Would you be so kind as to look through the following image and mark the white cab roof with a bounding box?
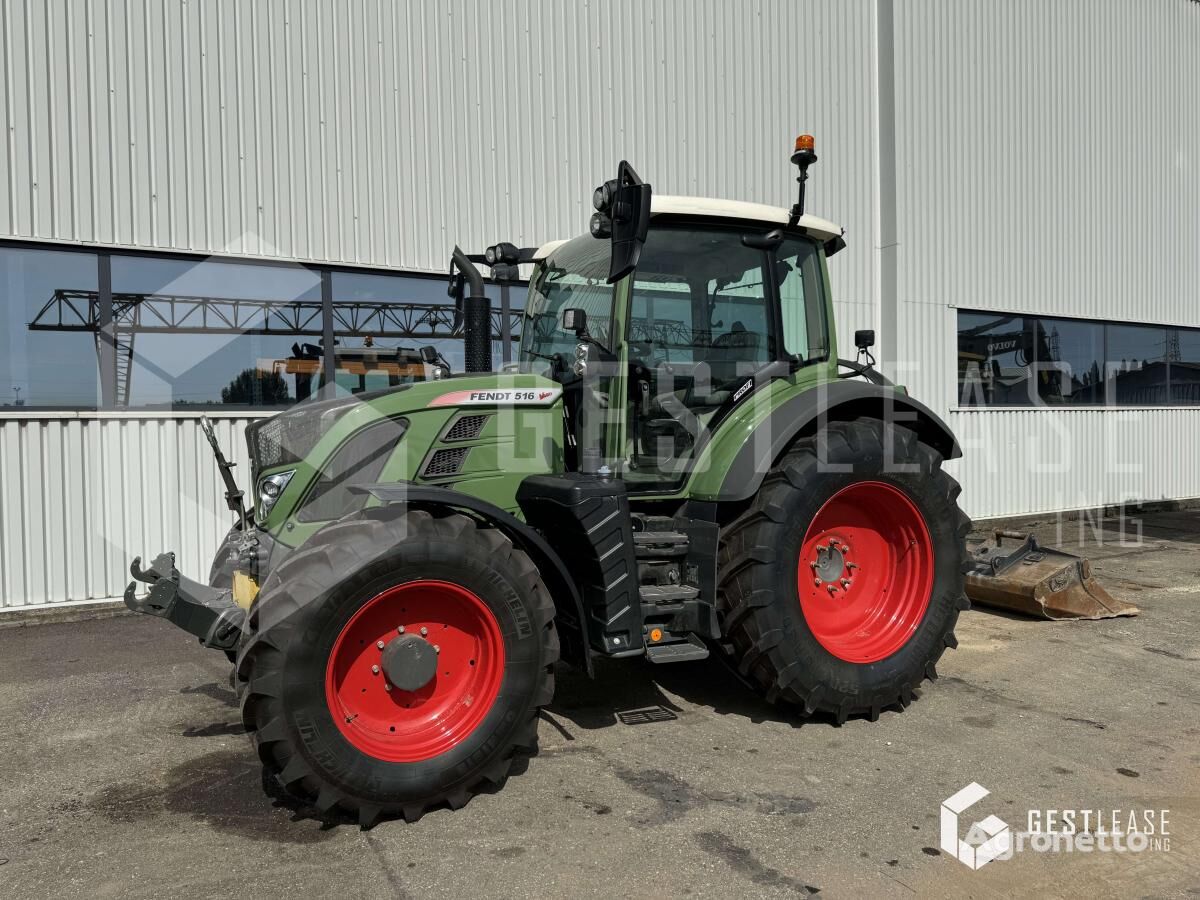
[650,195,842,240]
[533,194,842,259]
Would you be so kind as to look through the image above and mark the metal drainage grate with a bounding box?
[444,413,490,442]
[616,706,679,726]
[422,446,470,478]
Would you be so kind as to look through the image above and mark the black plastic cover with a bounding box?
[517,474,643,656]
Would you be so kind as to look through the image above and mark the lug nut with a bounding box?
[420,626,428,636]
[376,640,385,650]
[813,578,821,586]
[398,626,405,634]
[847,562,859,570]
[385,683,392,692]
[434,644,441,653]
[809,561,818,570]
[827,584,838,594]
[840,579,851,588]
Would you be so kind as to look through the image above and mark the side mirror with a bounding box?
[742,229,784,251]
[855,329,876,350]
[591,161,652,284]
[562,308,588,336]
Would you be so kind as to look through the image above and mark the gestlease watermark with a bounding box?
[940,783,1171,870]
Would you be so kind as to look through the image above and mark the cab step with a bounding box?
[645,633,709,664]
[632,530,689,558]
[638,583,700,606]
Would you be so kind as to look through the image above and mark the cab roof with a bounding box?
[533,194,842,259]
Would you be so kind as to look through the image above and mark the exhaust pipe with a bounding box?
[452,246,491,373]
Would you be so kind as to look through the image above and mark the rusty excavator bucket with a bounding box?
[965,530,1139,620]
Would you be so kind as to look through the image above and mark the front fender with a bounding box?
[353,483,593,676]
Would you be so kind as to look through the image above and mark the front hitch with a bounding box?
[124,552,245,651]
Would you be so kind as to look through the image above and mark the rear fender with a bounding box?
[713,380,961,503]
[354,483,593,675]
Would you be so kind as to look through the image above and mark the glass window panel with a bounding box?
[957,313,1104,406]
[1172,329,1200,405]
[1035,317,1104,406]
[521,235,615,368]
[112,256,324,409]
[0,247,102,408]
[778,238,828,362]
[1106,324,1168,405]
[630,227,776,385]
[957,312,1037,406]
[333,271,518,375]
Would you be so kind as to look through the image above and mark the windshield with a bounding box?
[520,235,614,366]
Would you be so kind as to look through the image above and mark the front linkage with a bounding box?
[125,552,244,651]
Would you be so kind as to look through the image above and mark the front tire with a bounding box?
[237,507,558,825]
[717,418,970,722]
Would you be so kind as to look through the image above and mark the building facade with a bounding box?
[1,0,1197,611]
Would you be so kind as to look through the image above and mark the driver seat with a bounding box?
[707,321,762,385]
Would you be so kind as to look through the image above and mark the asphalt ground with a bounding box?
[1,509,1198,898]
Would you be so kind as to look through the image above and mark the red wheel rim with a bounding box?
[796,481,934,664]
[324,580,505,762]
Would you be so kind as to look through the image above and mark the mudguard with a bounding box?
[714,379,961,503]
[352,483,593,675]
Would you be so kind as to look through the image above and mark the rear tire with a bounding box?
[717,418,970,722]
[237,507,558,825]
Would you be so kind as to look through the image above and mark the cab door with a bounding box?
[616,224,829,493]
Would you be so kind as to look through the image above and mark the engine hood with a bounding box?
[346,371,563,414]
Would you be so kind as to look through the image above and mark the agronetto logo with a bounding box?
[940,783,1011,869]
[939,783,1171,870]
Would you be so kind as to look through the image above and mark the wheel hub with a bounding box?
[812,541,850,586]
[381,634,439,692]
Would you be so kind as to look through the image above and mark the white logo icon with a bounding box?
[940,783,1012,869]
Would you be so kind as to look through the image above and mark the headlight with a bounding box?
[258,470,295,517]
[572,342,590,377]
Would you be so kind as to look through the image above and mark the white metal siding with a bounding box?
[945,407,1200,520]
[893,0,1200,328]
[890,0,1200,518]
[0,414,261,609]
[0,0,876,307]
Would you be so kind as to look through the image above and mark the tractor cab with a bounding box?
[518,193,843,492]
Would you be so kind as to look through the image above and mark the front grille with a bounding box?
[246,395,358,472]
[422,446,469,478]
[444,413,490,442]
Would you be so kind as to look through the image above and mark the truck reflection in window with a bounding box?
[957,313,1102,407]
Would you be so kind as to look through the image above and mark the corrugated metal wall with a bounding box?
[0,0,1198,608]
[0,0,882,610]
[0,414,261,609]
[0,0,877,312]
[891,0,1200,518]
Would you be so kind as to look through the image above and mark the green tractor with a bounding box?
[126,136,970,825]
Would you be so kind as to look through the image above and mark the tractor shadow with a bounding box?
[547,654,865,731]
